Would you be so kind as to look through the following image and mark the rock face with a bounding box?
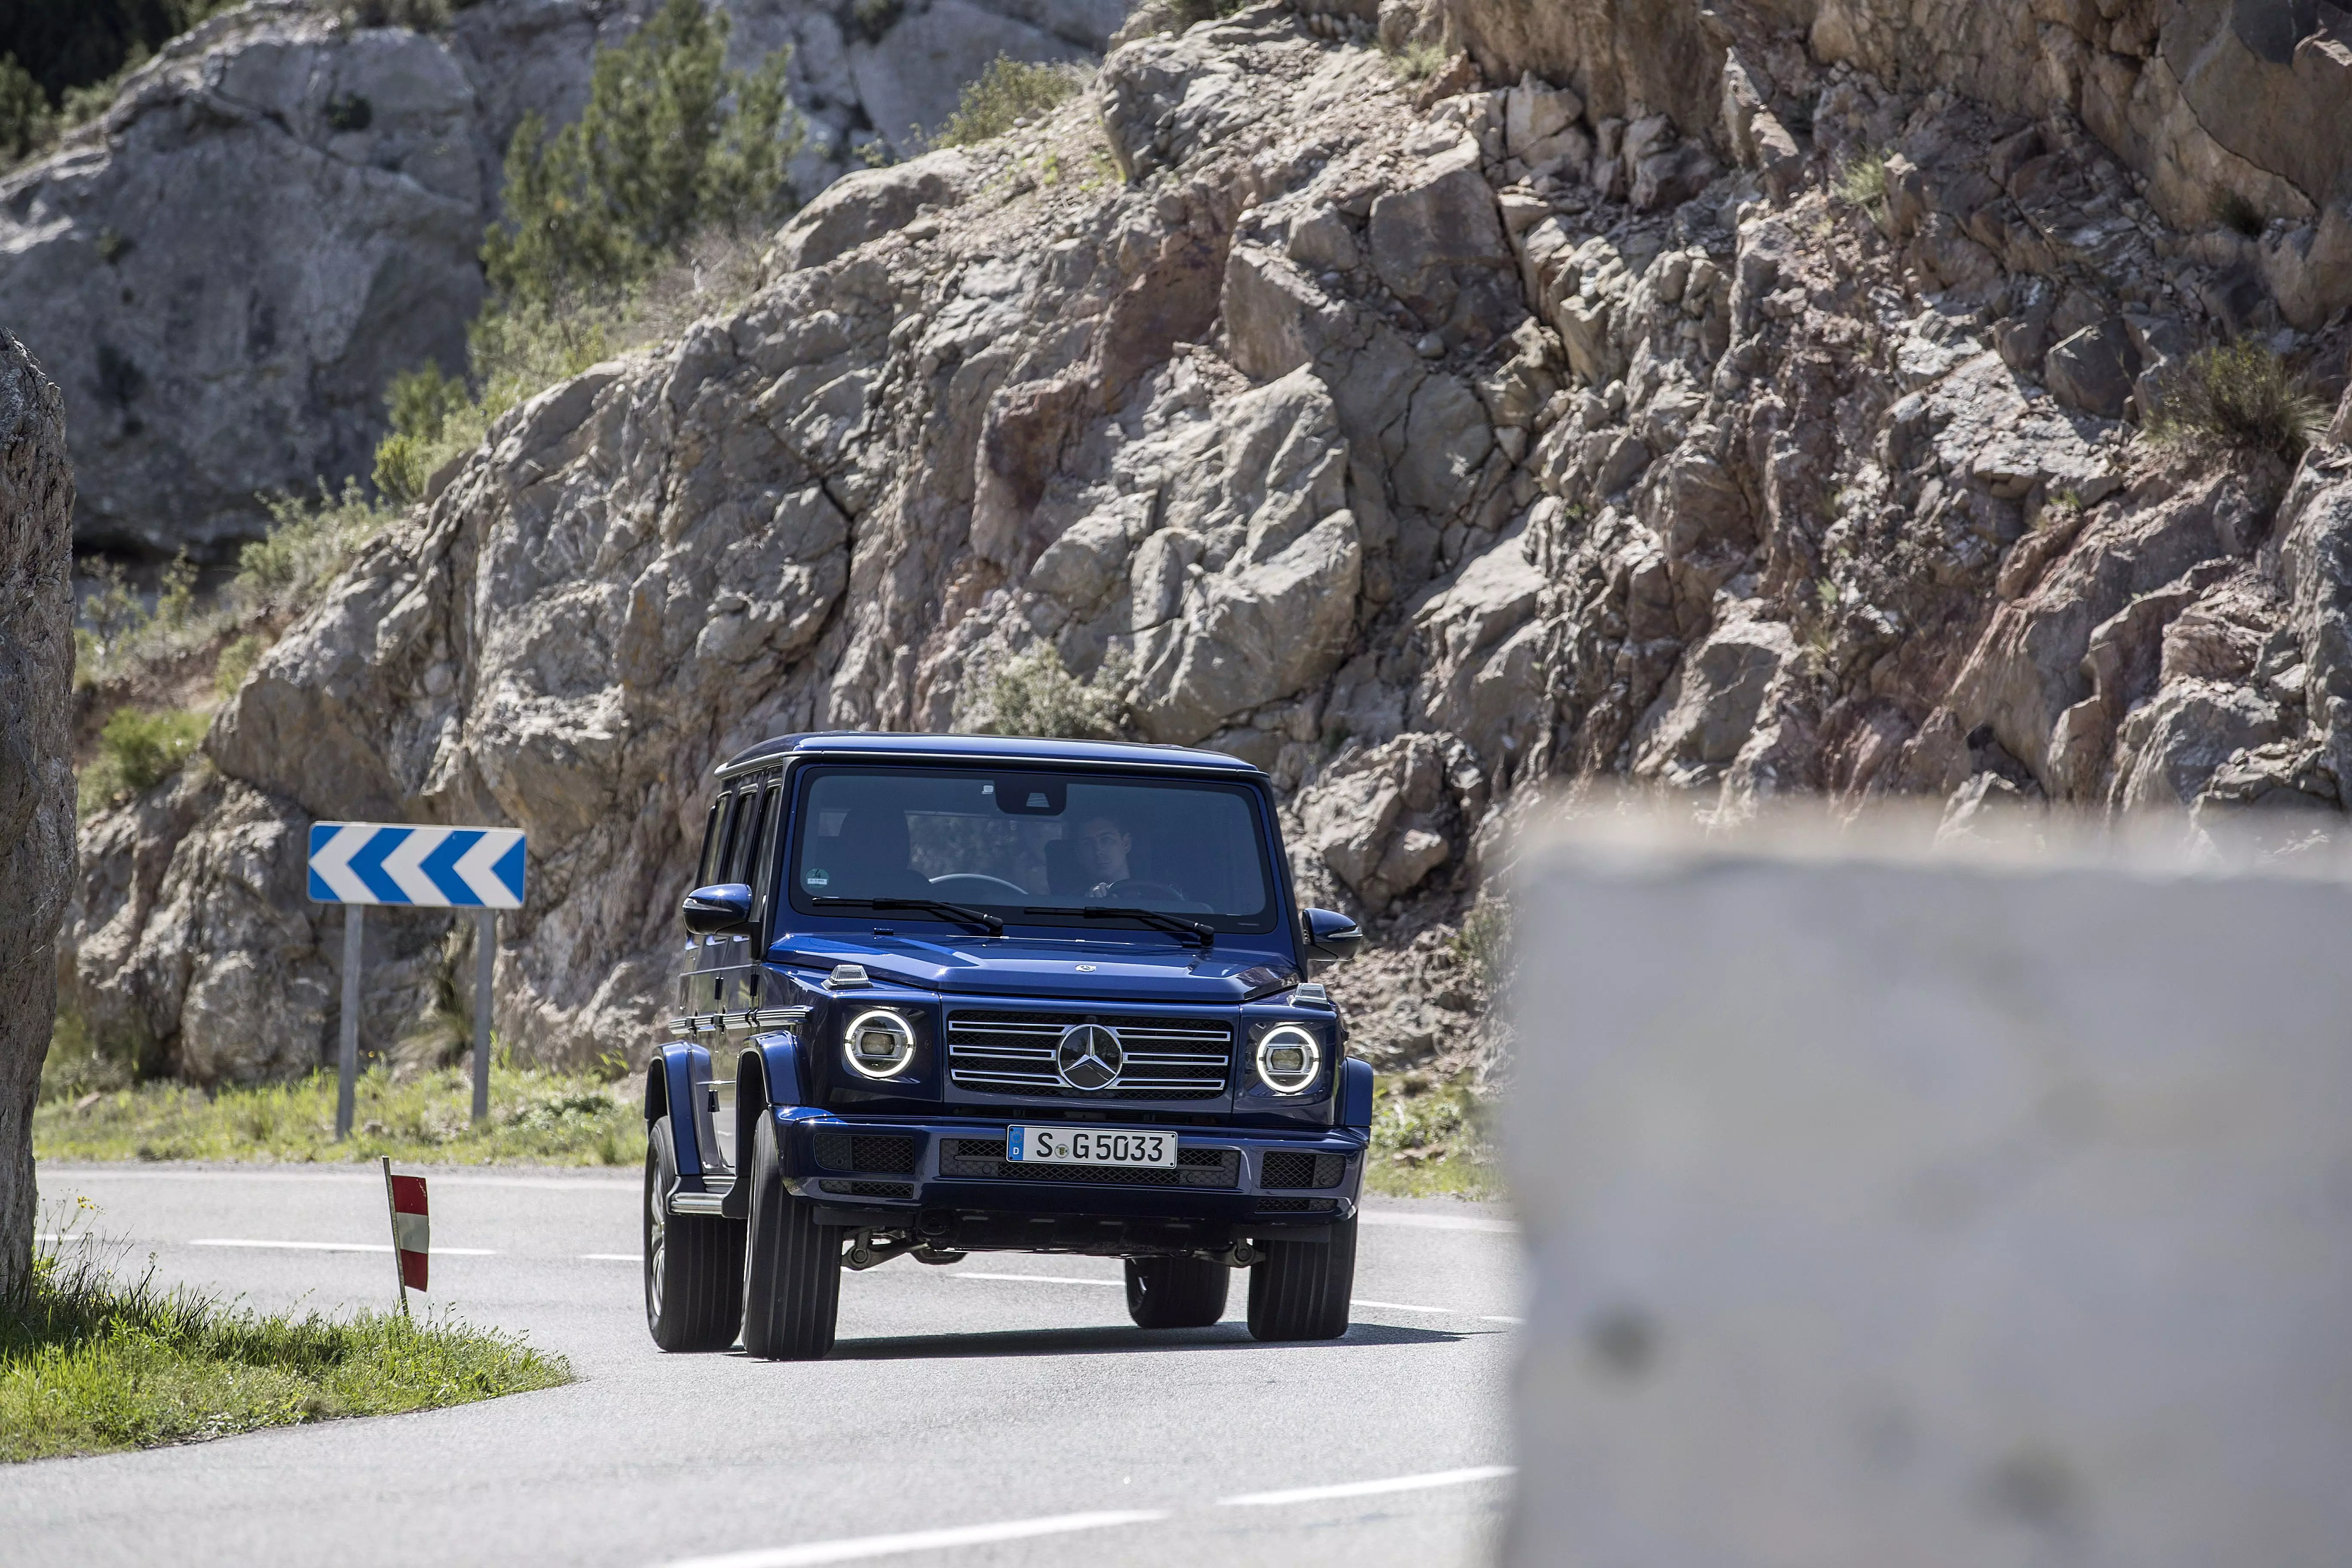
[61,0,2352,1080]
[0,0,1125,560]
[0,334,75,1296]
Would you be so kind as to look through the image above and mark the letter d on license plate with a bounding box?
[1006,1124,1176,1168]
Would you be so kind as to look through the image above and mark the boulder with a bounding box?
[2045,319,2143,421]
[772,150,980,272]
[0,333,75,1297]
[1295,733,1459,908]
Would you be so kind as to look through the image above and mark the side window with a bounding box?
[748,778,784,919]
[715,789,752,885]
[695,797,724,887]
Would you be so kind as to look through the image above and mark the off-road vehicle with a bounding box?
[642,732,1369,1359]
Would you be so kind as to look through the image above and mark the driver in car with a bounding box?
[1073,815,1135,899]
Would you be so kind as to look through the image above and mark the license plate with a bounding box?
[1006,1125,1176,1168]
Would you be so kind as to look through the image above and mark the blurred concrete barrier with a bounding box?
[1505,811,2352,1568]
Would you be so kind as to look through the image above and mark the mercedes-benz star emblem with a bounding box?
[1055,1023,1124,1090]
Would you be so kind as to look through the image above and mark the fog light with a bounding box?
[842,1008,916,1079]
[1254,1024,1320,1094]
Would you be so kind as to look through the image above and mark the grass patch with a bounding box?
[1381,39,1449,83]
[1,1241,568,1462]
[1363,1079,1499,1200]
[930,57,1085,149]
[36,1057,643,1167]
[2149,341,2327,463]
[1834,148,1890,221]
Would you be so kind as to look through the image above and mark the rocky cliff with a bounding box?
[0,333,75,1294]
[0,0,1122,559]
[61,0,2352,1083]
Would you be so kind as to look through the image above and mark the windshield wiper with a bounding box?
[1024,906,1214,948]
[811,896,1004,935]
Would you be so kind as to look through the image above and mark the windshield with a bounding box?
[785,766,1279,934]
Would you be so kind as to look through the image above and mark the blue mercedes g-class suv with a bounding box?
[643,732,1370,1360]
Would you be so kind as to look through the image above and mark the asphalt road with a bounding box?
[6,1163,1522,1568]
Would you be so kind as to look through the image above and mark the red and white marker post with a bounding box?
[380,1156,429,1316]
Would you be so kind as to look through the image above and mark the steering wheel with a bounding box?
[928,873,1028,899]
[1105,879,1188,904]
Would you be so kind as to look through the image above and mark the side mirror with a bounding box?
[683,883,756,936]
[1303,907,1363,970]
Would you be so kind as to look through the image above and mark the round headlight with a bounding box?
[842,1008,916,1080]
[1254,1024,1321,1094]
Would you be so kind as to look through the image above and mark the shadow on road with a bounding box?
[818,1320,1470,1361]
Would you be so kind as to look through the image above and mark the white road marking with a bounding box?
[651,1509,1168,1568]
[42,1167,639,1192]
[1356,1209,1516,1234]
[1218,1465,1516,1507]
[948,1271,1121,1287]
[1481,1314,1524,1325]
[1351,1298,1457,1315]
[188,1239,499,1255]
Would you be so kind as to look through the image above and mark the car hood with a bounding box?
[769,932,1298,1004]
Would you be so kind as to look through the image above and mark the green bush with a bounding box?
[0,55,52,162]
[97,705,207,791]
[481,0,801,309]
[232,480,399,613]
[2150,341,2327,463]
[931,56,1084,149]
[974,646,1128,740]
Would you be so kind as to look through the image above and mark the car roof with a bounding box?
[715,731,1267,781]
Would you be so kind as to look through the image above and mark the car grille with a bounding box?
[1254,1197,1339,1214]
[818,1179,914,1199]
[936,1137,1240,1189]
[945,1010,1232,1099]
[813,1132,920,1174]
[1260,1151,1347,1190]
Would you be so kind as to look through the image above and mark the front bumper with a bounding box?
[749,1107,1366,1246]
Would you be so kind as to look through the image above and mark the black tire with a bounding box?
[643,1116,745,1352]
[740,1111,841,1360]
[1124,1256,1231,1329]
[1246,1216,1357,1341]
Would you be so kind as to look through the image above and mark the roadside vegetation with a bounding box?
[2,1233,568,1462]
[1364,1079,1498,1200]
[37,1036,643,1166]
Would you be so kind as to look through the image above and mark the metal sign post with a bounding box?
[308,823,526,1139]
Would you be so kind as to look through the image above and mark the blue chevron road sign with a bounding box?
[307,823,526,909]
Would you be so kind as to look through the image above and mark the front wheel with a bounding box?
[1124,1256,1230,1329]
[643,1116,745,1352]
[740,1112,841,1360]
[1246,1217,1356,1341]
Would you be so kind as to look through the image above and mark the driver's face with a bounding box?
[1072,817,1131,882]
